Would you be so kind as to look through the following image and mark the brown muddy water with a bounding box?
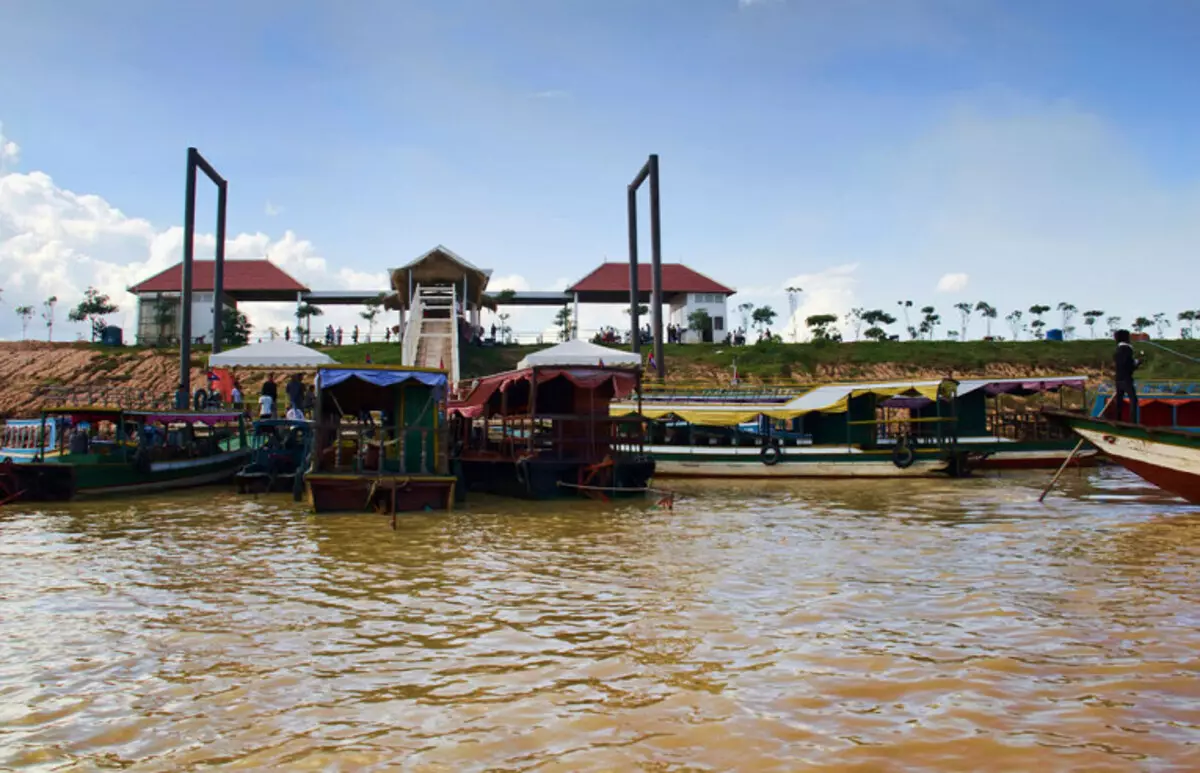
[1,468,1199,772]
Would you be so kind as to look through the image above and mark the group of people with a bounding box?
[257,373,315,421]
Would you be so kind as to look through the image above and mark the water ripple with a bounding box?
[1,471,1199,771]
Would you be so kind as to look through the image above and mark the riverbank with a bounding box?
[1,338,1196,417]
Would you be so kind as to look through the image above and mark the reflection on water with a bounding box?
[2,469,1199,771]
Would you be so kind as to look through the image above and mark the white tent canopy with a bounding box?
[517,339,641,369]
[208,339,336,368]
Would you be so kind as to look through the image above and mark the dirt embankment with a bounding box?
[0,343,318,418]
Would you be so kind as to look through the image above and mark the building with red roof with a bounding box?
[565,262,736,343]
[128,259,309,345]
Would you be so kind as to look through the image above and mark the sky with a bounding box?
[2,0,1200,343]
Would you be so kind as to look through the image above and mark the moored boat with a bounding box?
[1045,409,1200,503]
[449,362,655,498]
[4,407,250,501]
[234,418,314,496]
[304,366,457,514]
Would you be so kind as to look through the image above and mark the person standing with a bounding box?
[262,373,278,418]
[1113,329,1143,422]
[286,373,305,413]
[231,381,243,412]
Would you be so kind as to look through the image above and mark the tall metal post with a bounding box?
[211,180,227,354]
[648,154,664,379]
[179,147,228,400]
[627,153,665,378]
[180,151,198,400]
[627,186,640,354]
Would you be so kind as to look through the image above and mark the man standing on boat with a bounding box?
[1113,329,1143,422]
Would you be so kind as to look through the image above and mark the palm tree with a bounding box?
[42,296,57,341]
[1028,304,1050,339]
[1132,316,1153,334]
[1106,315,1122,335]
[953,302,972,340]
[737,301,755,333]
[974,302,997,338]
[1153,312,1168,338]
[1083,309,1105,339]
[1057,302,1078,339]
[15,305,34,340]
[785,286,802,342]
[919,306,940,340]
[897,300,914,339]
[1180,310,1198,339]
[1005,310,1024,340]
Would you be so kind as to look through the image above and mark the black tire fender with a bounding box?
[193,389,208,412]
[760,443,781,466]
[892,439,916,469]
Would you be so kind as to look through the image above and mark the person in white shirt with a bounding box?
[231,384,243,410]
[258,393,274,419]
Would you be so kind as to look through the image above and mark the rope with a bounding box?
[1142,339,1200,365]
[556,480,677,509]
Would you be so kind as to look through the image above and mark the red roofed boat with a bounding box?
[449,364,655,499]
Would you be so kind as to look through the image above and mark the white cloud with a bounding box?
[0,124,388,341]
[264,200,283,217]
[777,264,859,341]
[0,122,18,172]
[936,272,969,293]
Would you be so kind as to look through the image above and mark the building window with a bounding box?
[714,316,724,331]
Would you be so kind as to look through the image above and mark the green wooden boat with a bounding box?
[22,407,251,499]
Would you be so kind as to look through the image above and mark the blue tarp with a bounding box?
[318,368,447,395]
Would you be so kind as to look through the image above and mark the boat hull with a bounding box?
[458,456,656,499]
[71,450,251,497]
[305,473,456,514]
[1070,424,1200,503]
[972,447,1099,470]
[646,445,951,479]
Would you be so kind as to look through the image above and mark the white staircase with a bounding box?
[402,284,460,385]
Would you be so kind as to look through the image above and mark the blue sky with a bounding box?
[2,0,1200,341]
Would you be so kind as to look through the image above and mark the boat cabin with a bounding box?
[449,365,655,498]
[305,366,456,513]
[1092,380,1200,429]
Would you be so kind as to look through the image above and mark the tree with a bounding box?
[68,286,119,342]
[554,306,573,342]
[220,306,252,346]
[497,312,512,344]
[897,300,914,338]
[42,296,58,341]
[1083,309,1105,339]
[1180,310,1198,339]
[785,286,802,342]
[847,307,865,341]
[948,330,959,341]
[491,289,517,304]
[751,305,777,334]
[1153,312,1168,338]
[805,313,841,342]
[1005,309,1024,340]
[1028,304,1050,339]
[918,306,940,340]
[360,293,385,342]
[974,302,997,338]
[687,307,712,340]
[1057,302,1078,339]
[737,301,755,332]
[1132,316,1153,334]
[295,302,323,344]
[624,303,649,318]
[15,305,33,339]
[1106,315,1122,335]
[149,294,176,345]
[953,302,973,340]
[861,309,896,342]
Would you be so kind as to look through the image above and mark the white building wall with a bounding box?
[135,292,234,345]
[668,293,730,343]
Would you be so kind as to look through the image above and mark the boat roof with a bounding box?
[40,406,244,423]
[955,376,1088,396]
[451,366,639,418]
[613,379,949,426]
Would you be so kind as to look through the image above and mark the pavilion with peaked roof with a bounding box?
[563,262,736,343]
[128,259,311,345]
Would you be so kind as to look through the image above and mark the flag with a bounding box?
[647,353,656,370]
[439,357,445,370]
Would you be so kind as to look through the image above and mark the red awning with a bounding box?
[449,368,637,418]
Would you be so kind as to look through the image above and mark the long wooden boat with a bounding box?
[0,407,251,501]
[610,376,1091,479]
[0,417,68,463]
[305,366,457,514]
[449,364,655,499]
[1045,410,1200,503]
